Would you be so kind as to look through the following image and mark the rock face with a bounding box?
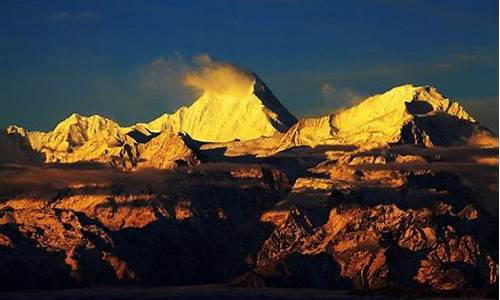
[235,144,498,294]
[0,164,290,290]
[277,85,484,151]
[245,200,497,291]
[139,75,297,142]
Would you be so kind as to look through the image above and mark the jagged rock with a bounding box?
[256,206,314,267]
[244,134,497,293]
[247,194,498,291]
[0,164,290,290]
[0,208,132,288]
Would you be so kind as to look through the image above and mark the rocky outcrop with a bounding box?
[0,164,290,290]
[236,177,498,293]
[232,138,498,294]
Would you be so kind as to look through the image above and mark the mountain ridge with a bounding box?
[276,84,483,151]
[1,83,496,169]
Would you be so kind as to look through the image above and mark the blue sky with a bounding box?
[1,0,498,131]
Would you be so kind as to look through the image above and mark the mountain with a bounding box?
[25,113,133,164]
[0,82,497,295]
[134,75,297,142]
[276,84,485,152]
[1,73,297,168]
[1,114,198,170]
[136,131,199,169]
[2,73,297,168]
[2,83,495,169]
[2,84,492,168]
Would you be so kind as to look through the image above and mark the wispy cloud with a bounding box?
[319,83,363,113]
[137,53,195,109]
[137,53,256,110]
[183,54,254,98]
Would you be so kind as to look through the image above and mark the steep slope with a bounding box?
[276,84,484,151]
[238,141,498,292]
[137,75,297,142]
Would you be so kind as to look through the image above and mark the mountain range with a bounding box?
[1,77,492,169]
[0,73,497,296]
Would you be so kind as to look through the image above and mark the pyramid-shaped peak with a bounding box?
[141,73,297,142]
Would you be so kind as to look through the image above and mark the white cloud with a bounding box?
[183,54,254,98]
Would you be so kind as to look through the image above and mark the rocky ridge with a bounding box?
[242,156,498,292]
